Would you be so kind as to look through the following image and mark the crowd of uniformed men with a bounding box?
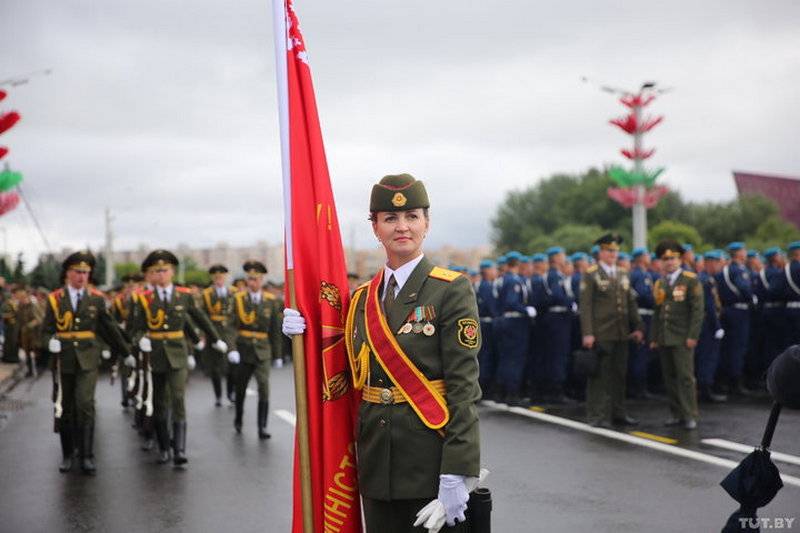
[1,236,799,472]
[465,237,800,429]
[1,250,285,474]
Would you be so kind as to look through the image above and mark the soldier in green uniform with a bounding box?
[1,285,25,363]
[129,250,227,466]
[41,251,130,474]
[228,261,281,438]
[284,174,482,533]
[650,240,704,430]
[200,264,237,406]
[580,234,644,428]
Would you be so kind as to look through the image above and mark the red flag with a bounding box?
[273,2,362,532]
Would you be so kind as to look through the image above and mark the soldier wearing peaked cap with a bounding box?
[129,250,227,466]
[650,240,704,430]
[228,260,282,439]
[283,173,482,532]
[41,251,130,474]
[201,264,237,406]
[579,234,644,428]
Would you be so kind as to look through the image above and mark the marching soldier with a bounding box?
[695,251,727,403]
[201,264,237,406]
[41,251,130,474]
[579,234,644,428]
[628,247,655,399]
[18,286,44,376]
[714,242,753,396]
[129,250,227,466]
[649,241,704,430]
[227,261,282,438]
[110,274,139,408]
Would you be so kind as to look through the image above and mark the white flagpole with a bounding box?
[273,0,292,270]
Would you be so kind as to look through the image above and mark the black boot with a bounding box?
[226,372,236,404]
[58,431,74,473]
[234,396,244,434]
[729,377,752,397]
[80,425,96,475]
[257,401,271,440]
[156,420,171,464]
[172,421,188,466]
[212,376,222,407]
[699,384,727,403]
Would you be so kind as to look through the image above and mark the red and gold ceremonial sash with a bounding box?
[362,271,449,430]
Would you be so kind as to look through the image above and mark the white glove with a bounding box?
[194,339,206,351]
[752,295,758,305]
[101,349,111,360]
[715,328,725,340]
[571,302,578,313]
[438,474,469,526]
[228,350,241,364]
[124,355,137,368]
[414,470,488,533]
[48,338,62,354]
[19,348,26,361]
[187,355,197,370]
[525,306,537,318]
[138,337,152,352]
[212,339,227,353]
[282,308,306,336]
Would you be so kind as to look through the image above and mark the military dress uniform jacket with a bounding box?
[650,271,704,346]
[579,265,643,341]
[41,287,129,373]
[230,290,282,364]
[201,286,238,349]
[347,258,481,501]
[129,287,221,373]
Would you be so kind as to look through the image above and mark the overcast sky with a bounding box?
[1,0,799,265]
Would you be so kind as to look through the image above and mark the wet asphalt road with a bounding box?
[1,365,798,533]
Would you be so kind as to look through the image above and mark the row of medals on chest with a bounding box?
[396,305,436,337]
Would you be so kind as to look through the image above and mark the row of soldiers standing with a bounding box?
[470,235,800,429]
[41,249,282,475]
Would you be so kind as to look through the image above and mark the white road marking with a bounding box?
[482,401,800,488]
[702,438,800,467]
[275,409,296,427]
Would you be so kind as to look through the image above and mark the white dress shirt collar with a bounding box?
[67,285,85,310]
[156,284,173,301]
[599,261,617,278]
[667,268,683,286]
[383,254,425,298]
[249,290,262,304]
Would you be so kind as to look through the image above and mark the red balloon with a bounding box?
[0,147,7,159]
[0,111,21,135]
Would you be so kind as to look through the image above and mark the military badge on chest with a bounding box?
[398,305,436,336]
[672,285,686,302]
[621,276,630,291]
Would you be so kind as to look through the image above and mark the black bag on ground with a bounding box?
[572,348,599,378]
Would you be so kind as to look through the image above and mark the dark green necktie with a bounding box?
[383,274,397,313]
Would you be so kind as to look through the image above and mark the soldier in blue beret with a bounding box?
[778,242,800,347]
[476,260,499,399]
[568,252,590,399]
[745,251,769,389]
[681,244,696,272]
[714,242,753,396]
[760,247,788,374]
[695,250,728,403]
[538,246,575,403]
[628,247,656,399]
[617,252,631,271]
[524,253,549,401]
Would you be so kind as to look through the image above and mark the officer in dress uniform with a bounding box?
[762,247,788,365]
[695,250,727,403]
[497,251,537,406]
[779,241,800,347]
[541,247,574,404]
[628,247,655,399]
[200,264,237,406]
[41,251,130,474]
[579,234,644,428]
[227,260,282,439]
[475,259,498,399]
[129,250,227,466]
[650,241,704,430]
[714,242,754,396]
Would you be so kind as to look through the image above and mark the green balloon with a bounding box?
[0,169,23,192]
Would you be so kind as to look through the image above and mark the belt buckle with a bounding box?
[380,388,393,404]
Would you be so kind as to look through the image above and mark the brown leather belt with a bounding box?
[362,379,447,405]
[239,330,268,340]
[148,331,184,340]
[56,331,96,340]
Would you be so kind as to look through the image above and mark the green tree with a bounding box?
[748,215,800,251]
[0,256,11,280]
[12,253,27,284]
[29,254,61,289]
[115,262,140,280]
[684,195,778,247]
[648,220,704,250]
[526,224,607,254]
[181,256,209,287]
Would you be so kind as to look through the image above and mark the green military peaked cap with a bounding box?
[369,173,430,212]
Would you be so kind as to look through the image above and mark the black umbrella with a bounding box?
[720,403,784,532]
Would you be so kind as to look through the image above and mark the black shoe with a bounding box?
[257,401,271,440]
[158,450,171,464]
[59,431,74,473]
[215,398,222,407]
[612,416,639,427]
[588,419,612,429]
[155,420,171,464]
[699,385,727,403]
[173,421,188,466]
[141,437,155,452]
[663,417,682,427]
[80,425,96,475]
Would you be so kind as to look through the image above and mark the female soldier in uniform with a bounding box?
[284,174,481,532]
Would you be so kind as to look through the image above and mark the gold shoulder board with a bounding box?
[429,266,460,282]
